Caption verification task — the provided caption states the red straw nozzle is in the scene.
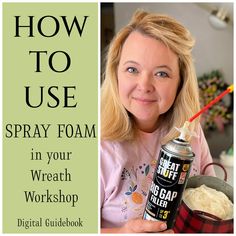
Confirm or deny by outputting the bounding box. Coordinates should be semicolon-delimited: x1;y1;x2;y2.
189;84;234;123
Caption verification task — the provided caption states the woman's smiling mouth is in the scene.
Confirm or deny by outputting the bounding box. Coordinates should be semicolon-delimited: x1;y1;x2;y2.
132;97;157;104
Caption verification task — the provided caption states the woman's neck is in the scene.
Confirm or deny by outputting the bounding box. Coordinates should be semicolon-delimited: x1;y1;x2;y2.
135;119;159;133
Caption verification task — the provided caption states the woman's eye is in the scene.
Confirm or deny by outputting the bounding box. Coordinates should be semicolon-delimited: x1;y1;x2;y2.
127;67;138;74
156;71;169;78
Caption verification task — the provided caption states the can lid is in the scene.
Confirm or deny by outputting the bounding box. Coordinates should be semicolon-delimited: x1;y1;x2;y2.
163;138;194;157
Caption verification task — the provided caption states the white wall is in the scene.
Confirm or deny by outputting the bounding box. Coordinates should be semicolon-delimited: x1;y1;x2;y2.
114;2;233;84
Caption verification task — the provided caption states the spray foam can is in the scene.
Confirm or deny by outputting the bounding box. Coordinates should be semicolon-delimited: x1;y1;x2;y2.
143;138;194;229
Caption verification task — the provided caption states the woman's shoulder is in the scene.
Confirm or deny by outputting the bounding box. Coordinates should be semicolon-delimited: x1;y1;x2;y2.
101;139;133;151
100;139;132;164
101;139;123;154
192;123;206;143
190;123;210;154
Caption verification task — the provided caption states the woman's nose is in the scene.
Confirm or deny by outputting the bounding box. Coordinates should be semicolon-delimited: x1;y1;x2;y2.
137;73;154;92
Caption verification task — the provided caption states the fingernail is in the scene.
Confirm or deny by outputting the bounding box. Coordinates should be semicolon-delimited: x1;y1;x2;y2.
160;223;167;230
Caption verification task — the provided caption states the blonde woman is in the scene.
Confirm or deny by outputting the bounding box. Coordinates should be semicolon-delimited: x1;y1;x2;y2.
101;10;215;233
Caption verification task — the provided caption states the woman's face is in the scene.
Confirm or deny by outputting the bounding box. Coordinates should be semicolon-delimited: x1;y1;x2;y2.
117;31;180;132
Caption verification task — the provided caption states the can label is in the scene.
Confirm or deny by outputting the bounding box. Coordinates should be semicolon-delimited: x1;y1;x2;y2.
143;147;193;228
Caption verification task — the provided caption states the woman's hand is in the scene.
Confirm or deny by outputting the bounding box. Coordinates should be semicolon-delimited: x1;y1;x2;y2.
101;218;174;233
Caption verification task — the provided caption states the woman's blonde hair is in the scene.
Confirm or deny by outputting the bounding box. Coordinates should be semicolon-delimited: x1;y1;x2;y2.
101;10;200;143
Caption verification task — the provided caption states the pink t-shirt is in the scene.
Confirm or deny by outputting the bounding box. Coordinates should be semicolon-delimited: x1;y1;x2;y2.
100;125;215;228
